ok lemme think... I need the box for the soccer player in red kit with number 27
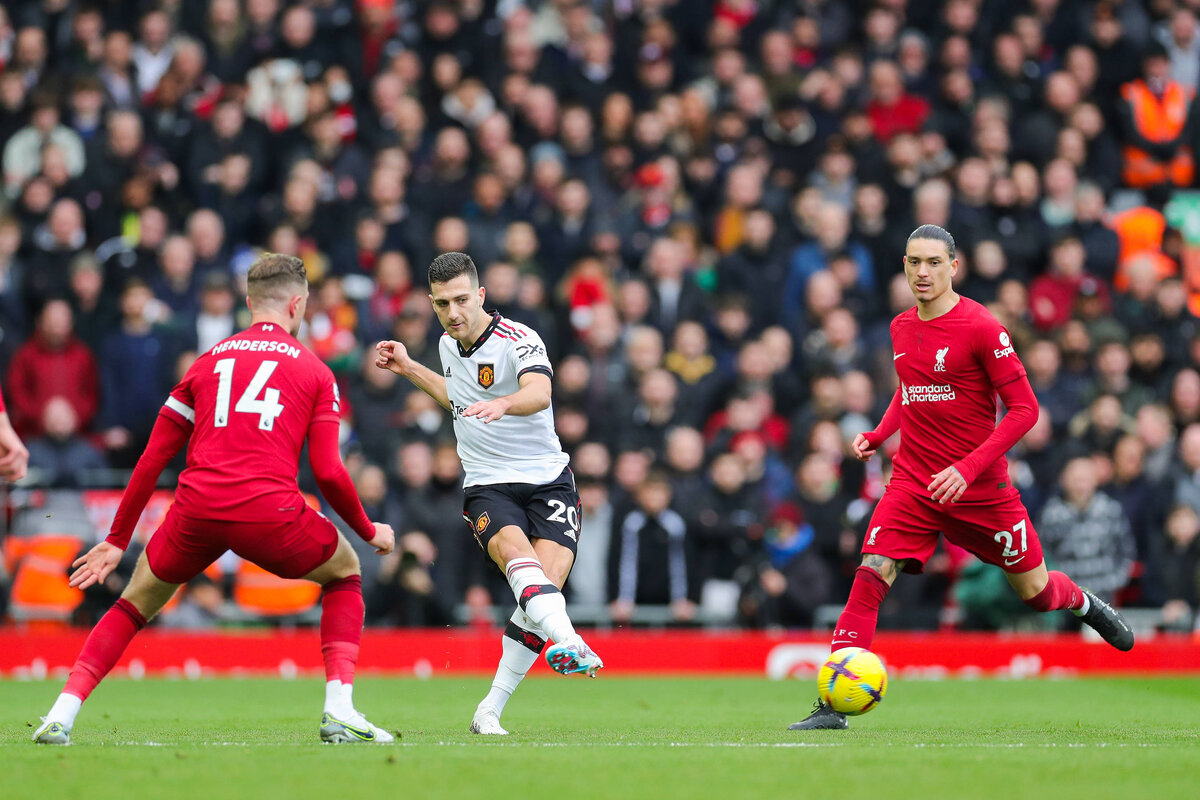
[790,225,1134,731]
[33,255,397,745]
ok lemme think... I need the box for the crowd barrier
[4,629,1198,679]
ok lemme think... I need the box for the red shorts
[861,485,1044,575]
[145,504,340,584]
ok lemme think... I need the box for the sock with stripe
[504,557,576,644]
[479,608,546,717]
[829,566,891,653]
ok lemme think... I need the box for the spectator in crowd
[5,298,99,438]
[1117,42,1194,191]
[25,396,107,487]
[739,503,832,629]
[1150,505,1200,631]
[1039,456,1136,603]
[611,469,693,624]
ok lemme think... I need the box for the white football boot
[468,705,509,735]
[32,718,71,745]
[319,711,395,744]
[545,635,604,677]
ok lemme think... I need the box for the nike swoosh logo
[329,717,376,740]
[893,353,905,360]
[1003,556,1025,566]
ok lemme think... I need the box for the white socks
[479,609,543,717]
[47,693,82,729]
[505,557,578,645]
[324,679,355,719]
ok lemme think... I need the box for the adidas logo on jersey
[444,367,452,377]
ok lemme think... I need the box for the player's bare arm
[0,410,30,481]
[462,371,551,424]
[375,339,452,411]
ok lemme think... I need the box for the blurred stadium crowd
[1,0,1199,634]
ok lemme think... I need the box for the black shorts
[462,467,581,555]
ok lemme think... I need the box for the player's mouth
[915,282,932,291]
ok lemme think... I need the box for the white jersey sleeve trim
[164,395,196,423]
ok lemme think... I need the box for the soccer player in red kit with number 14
[790,225,1134,731]
[33,255,397,745]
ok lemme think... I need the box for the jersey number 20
[213,358,285,430]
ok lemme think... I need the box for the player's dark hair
[247,253,307,304]
[907,224,956,260]
[428,251,479,288]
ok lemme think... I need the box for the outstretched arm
[853,388,902,461]
[105,410,191,550]
[375,339,451,411]
[307,419,378,544]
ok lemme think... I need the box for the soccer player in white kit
[376,252,603,735]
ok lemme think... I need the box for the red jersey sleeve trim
[952,375,1039,486]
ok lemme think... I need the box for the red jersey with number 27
[162,322,340,521]
[889,296,1027,503]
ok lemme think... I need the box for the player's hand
[462,397,510,424]
[0,424,29,481]
[369,522,395,555]
[851,433,877,462]
[374,340,410,376]
[928,465,968,505]
[69,542,124,590]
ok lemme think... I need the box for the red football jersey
[888,296,1027,502]
[162,322,340,521]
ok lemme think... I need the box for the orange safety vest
[1121,79,1195,188]
[3,534,84,622]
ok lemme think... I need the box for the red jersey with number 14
[889,296,1027,503]
[162,322,340,521]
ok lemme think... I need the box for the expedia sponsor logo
[994,331,1015,359]
[901,382,956,404]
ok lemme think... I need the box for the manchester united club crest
[475,512,491,534]
[477,363,495,389]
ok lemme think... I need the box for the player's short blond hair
[247,253,307,305]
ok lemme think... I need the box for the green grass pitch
[4,676,1199,800]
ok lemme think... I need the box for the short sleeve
[311,364,341,426]
[974,312,1026,389]
[162,358,200,426]
[509,328,553,380]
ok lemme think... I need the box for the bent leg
[488,525,578,644]
[1008,561,1085,611]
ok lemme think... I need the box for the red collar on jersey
[456,311,502,358]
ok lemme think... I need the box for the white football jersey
[439,313,569,487]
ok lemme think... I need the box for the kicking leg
[472,539,574,734]
[1008,562,1133,651]
[35,553,179,744]
[303,532,392,744]
[488,527,602,677]
[789,554,905,731]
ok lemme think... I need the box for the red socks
[1023,570,1085,612]
[63,598,147,701]
[830,566,891,652]
[320,575,363,684]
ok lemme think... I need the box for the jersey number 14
[213,358,285,430]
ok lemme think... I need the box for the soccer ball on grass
[817,647,888,716]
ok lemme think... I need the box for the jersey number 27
[213,358,285,431]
